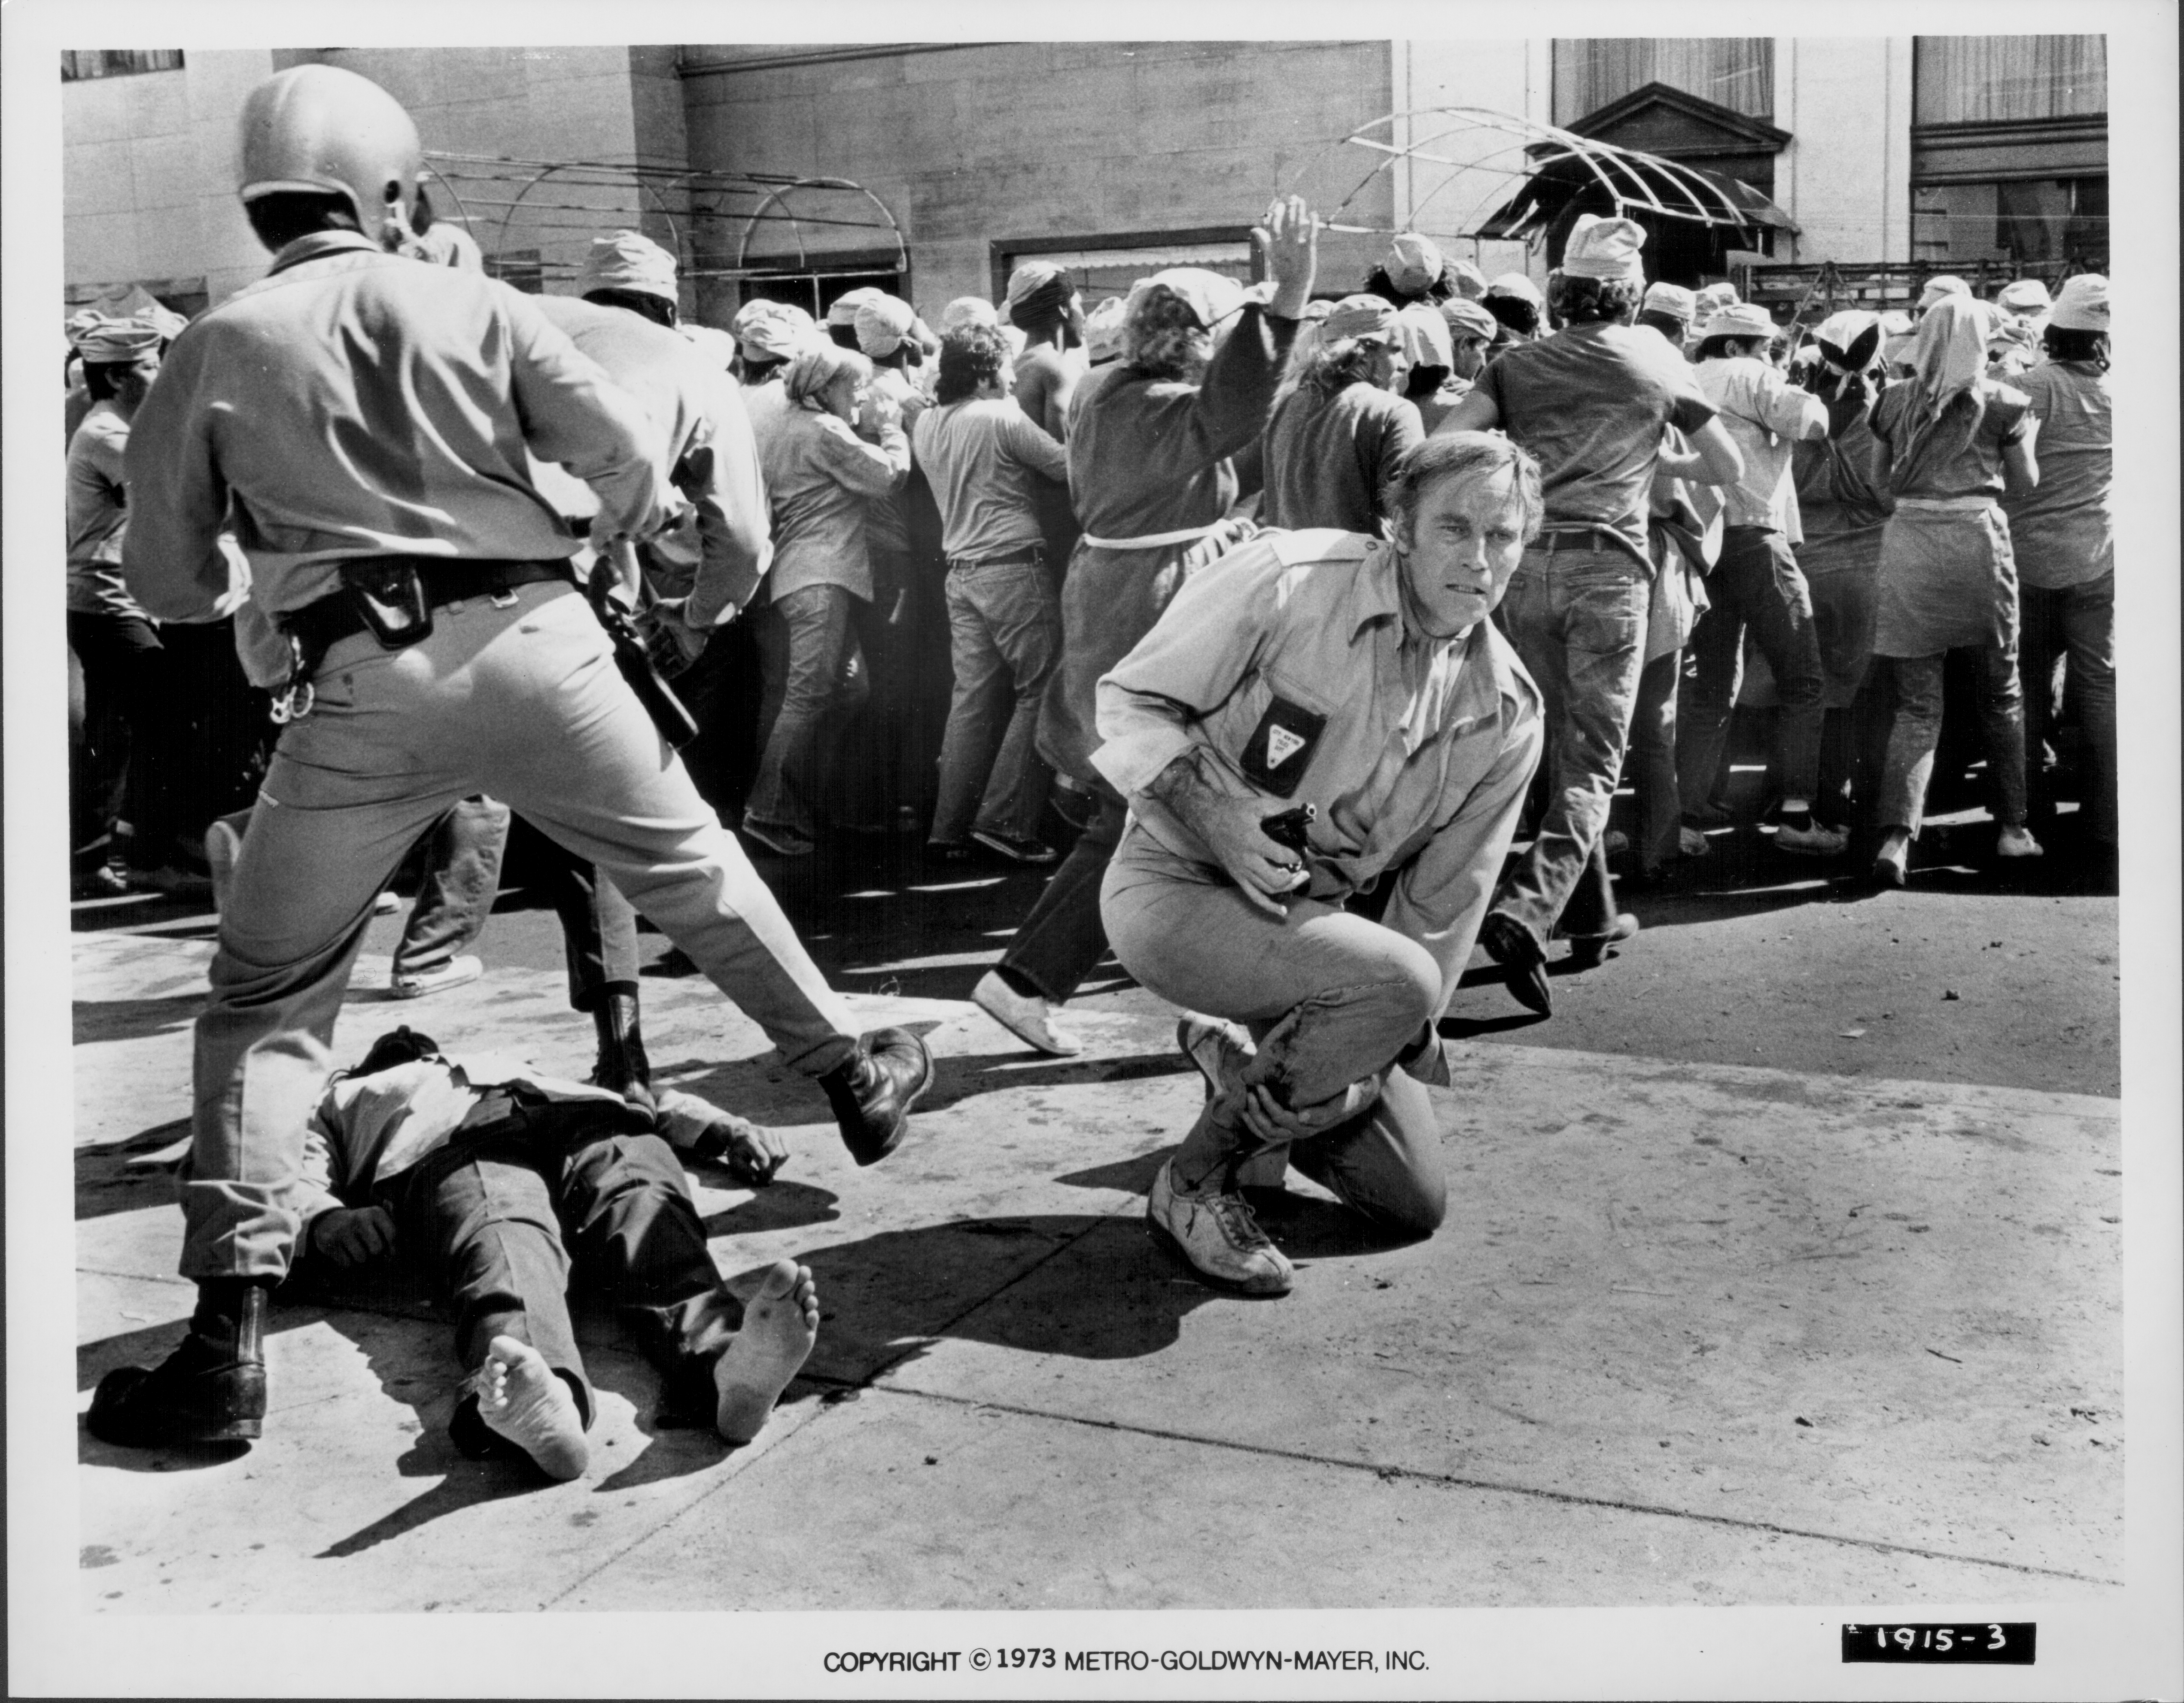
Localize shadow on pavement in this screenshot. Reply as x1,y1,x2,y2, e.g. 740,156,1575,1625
72,993,207,1045
76,1120,192,1221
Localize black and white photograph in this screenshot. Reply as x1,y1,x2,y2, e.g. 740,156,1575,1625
7,0,2178,1695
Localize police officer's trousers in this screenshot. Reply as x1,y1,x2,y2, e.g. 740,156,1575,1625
186,580,859,1281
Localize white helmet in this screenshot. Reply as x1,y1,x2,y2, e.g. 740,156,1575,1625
237,65,423,245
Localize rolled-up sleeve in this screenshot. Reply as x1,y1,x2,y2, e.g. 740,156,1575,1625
1090,542,1284,796
815,414,909,497
1754,369,1830,442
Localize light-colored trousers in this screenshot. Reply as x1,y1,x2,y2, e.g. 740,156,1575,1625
1102,831,1459,1239
185,581,857,1281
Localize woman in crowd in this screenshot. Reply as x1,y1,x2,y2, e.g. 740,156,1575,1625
969,196,1319,1058
1259,294,1420,535
1791,311,1895,844
1865,294,2041,887
744,340,910,858
2002,275,2113,871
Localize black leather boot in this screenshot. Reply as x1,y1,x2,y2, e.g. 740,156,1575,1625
819,1027,934,1166
590,984,654,1112
86,1279,269,1447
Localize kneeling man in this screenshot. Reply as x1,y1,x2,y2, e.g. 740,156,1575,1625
1095,433,1545,1295
293,1027,811,1478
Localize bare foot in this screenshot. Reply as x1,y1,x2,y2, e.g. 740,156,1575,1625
474,1335,588,1481
712,1260,818,1444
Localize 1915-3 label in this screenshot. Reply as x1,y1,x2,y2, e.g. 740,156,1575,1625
1842,1623,2035,1664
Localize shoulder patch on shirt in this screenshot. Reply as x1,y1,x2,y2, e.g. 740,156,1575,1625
1238,695,1329,797
1269,527,1372,566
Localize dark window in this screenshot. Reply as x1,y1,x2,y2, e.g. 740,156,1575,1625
1551,39,1772,124
738,269,903,322
61,49,185,82
1912,177,2108,272
1913,36,2105,125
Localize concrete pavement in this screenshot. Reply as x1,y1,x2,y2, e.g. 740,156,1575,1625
69,837,2124,1615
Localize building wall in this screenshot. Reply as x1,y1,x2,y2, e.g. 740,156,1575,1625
1394,38,1551,283
62,46,671,311
63,49,274,310
680,41,1395,322
1771,37,1914,265
283,47,662,295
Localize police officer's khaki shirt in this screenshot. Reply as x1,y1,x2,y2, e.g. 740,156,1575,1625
122,230,676,624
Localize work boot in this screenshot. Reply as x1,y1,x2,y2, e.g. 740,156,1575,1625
1478,912,1551,1016
86,1280,269,1447
819,1027,934,1166
589,984,654,1112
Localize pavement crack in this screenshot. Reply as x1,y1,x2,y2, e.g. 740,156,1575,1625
875,1385,2121,1589
539,1204,1131,1610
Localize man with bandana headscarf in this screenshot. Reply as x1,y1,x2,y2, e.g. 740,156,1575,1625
67,315,207,896
1444,215,1743,1014
1865,293,2042,886
1005,260,1089,570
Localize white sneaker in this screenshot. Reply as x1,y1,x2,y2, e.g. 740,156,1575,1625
1147,1158,1293,1295
373,890,403,915
206,818,242,916
1996,825,2044,859
1775,818,1849,857
972,970,1083,1057
390,954,484,999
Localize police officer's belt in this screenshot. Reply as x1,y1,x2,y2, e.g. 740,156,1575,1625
281,557,567,661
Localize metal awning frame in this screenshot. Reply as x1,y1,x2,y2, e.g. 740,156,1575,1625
1284,107,1797,247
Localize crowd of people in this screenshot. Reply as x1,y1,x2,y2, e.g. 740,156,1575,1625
70,62,2114,1479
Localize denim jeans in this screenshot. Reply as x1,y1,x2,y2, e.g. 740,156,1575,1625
1875,647,2028,836
1490,542,1649,946
1629,649,1682,873
931,560,1061,845
2020,573,2116,845
1676,527,1826,812
186,581,858,1281
748,584,869,844
67,610,169,859
1102,830,1447,1237
996,791,1128,1002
